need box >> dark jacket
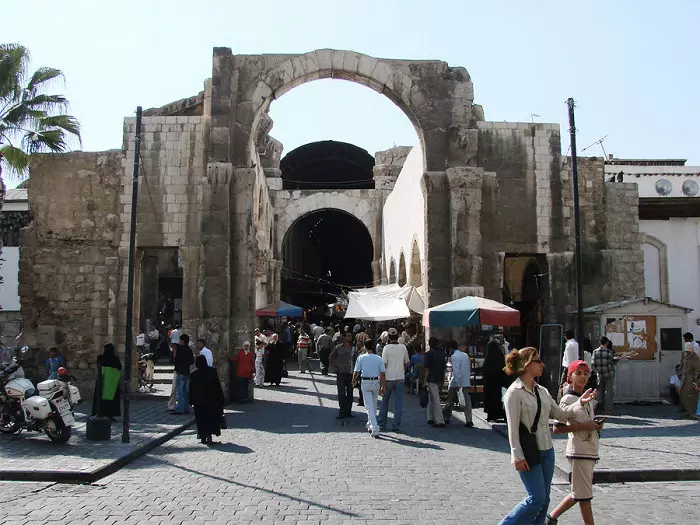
[424,347,447,384]
[174,344,194,376]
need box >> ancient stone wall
[121,114,209,343]
[19,151,123,389]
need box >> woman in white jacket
[499,347,597,525]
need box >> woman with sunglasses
[499,347,597,525]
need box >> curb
[0,419,195,483]
[472,411,700,483]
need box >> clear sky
[4,0,699,187]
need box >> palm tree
[0,43,81,258]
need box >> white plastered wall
[382,143,424,284]
[640,218,700,331]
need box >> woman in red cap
[546,360,604,525]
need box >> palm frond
[26,67,63,93]
[21,93,68,112]
[39,114,81,144]
[22,129,69,154]
[0,44,28,103]
[0,144,30,178]
[0,102,46,129]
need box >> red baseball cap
[567,359,590,380]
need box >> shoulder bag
[518,387,542,467]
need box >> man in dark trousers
[329,332,355,419]
[173,334,194,414]
[424,337,447,427]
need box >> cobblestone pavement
[0,363,698,524]
[0,386,190,474]
[477,401,700,476]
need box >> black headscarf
[195,354,208,370]
[100,343,122,370]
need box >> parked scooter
[0,345,81,443]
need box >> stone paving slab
[474,402,700,482]
[0,389,193,482]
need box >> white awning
[344,284,425,321]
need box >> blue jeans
[499,448,555,525]
[175,374,190,414]
[378,379,404,429]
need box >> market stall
[344,284,425,321]
[423,296,521,402]
[579,298,692,403]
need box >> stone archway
[410,238,422,286]
[275,195,376,260]
[398,251,407,286]
[208,48,477,171]
[388,258,397,284]
[281,209,373,308]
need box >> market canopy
[255,301,304,318]
[345,284,425,321]
[423,296,520,328]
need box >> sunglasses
[531,358,543,364]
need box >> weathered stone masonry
[18,49,644,397]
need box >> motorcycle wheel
[44,413,72,443]
[0,405,21,434]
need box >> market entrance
[503,254,548,348]
[281,210,373,311]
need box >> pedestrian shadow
[142,455,360,518]
[374,434,443,449]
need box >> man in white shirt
[377,328,409,431]
[684,332,700,358]
[169,326,182,353]
[352,341,386,438]
[559,330,579,401]
[195,338,214,367]
[443,341,473,427]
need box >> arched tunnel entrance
[282,210,373,309]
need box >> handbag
[518,387,542,467]
[220,414,227,429]
[281,362,289,378]
[419,386,429,408]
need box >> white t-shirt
[562,339,579,368]
[136,333,146,346]
[381,343,409,381]
[200,347,214,367]
[170,329,182,345]
[694,341,700,358]
[449,350,471,388]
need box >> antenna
[582,135,608,159]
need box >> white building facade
[606,159,700,330]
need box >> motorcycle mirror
[20,346,30,354]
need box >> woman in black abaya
[92,343,122,420]
[482,340,507,421]
[264,333,285,386]
[189,355,225,445]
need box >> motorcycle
[0,345,82,443]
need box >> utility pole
[122,106,142,443]
[567,98,585,359]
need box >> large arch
[275,194,376,259]
[398,251,407,286]
[281,209,373,308]
[212,49,476,171]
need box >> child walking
[546,360,604,525]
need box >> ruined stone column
[198,162,232,395]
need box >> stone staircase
[153,363,174,385]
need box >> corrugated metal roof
[4,189,27,201]
[578,297,693,314]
